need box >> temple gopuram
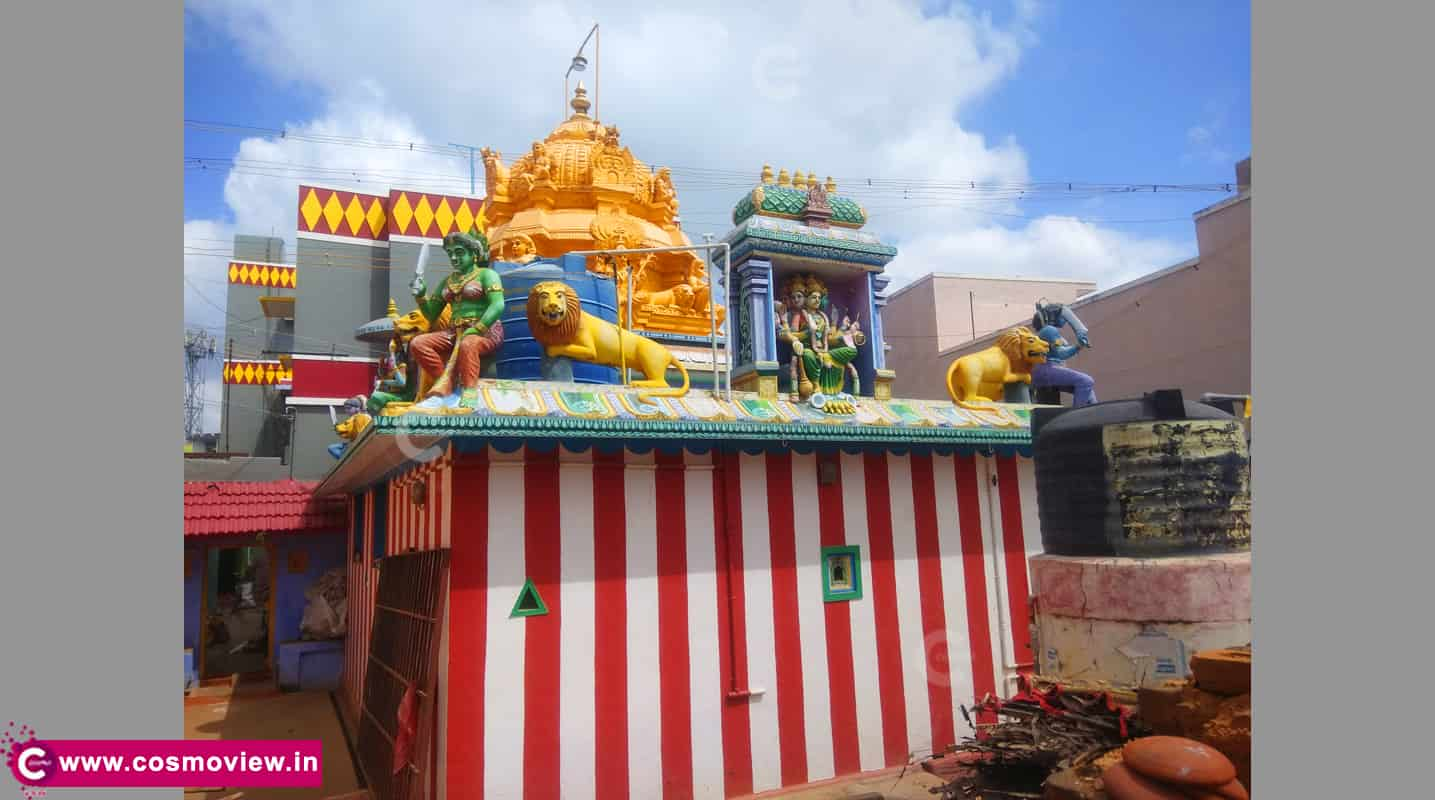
[483,84,725,339]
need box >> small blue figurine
[1030,300,1096,407]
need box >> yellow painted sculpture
[369,301,452,416]
[494,233,539,264]
[945,326,1050,409]
[335,412,372,440]
[478,83,724,337]
[397,304,452,341]
[526,281,690,403]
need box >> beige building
[885,157,1251,404]
[884,274,1096,397]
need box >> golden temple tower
[478,83,725,336]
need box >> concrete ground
[738,765,949,800]
[185,682,361,800]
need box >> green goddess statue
[408,226,506,410]
[776,273,865,414]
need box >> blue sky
[960,1,1249,183]
[182,0,1247,433]
[184,0,1249,313]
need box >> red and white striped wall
[343,485,375,718]
[341,445,1041,800]
[341,450,455,720]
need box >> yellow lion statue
[945,326,1050,409]
[527,281,690,402]
[396,304,450,341]
[335,412,372,441]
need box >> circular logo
[390,415,446,465]
[924,629,953,689]
[751,45,804,102]
[11,742,56,786]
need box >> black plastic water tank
[1032,389,1251,558]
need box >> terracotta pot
[1181,778,1248,800]
[1101,763,1188,800]
[1123,736,1237,788]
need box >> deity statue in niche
[775,273,865,414]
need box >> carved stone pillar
[862,271,896,399]
[730,257,779,398]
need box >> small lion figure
[527,281,690,402]
[946,326,1050,409]
[335,412,372,441]
[636,283,697,310]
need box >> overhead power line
[184,119,1236,195]
[183,233,1248,364]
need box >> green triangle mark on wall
[510,578,549,618]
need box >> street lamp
[565,23,600,121]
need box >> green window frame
[510,578,549,618]
[821,545,863,603]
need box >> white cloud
[185,0,1192,318]
[184,219,233,434]
[184,218,233,336]
[221,82,468,233]
[1182,97,1236,166]
[890,216,1190,290]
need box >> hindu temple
[191,56,1254,800]
[299,82,1157,800]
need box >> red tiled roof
[184,480,347,537]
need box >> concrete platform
[1030,553,1251,623]
[184,683,361,800]
[1030,553,1252,688]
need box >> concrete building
[883,274,1096,398]
[216,190,499,480]
[217,235,300,468]
[894,157,1251,404]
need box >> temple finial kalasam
[761,164,774,185]
[570,81,591,116]
[777,167,791,187]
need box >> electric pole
[224,338,234,452]
[183,329,218,440]
[450,143,481,196]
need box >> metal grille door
[356,549,449,800]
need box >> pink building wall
[889,160,1252,405]
[883,275,1095,399]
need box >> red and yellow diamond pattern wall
[228,261,297,288]
[295,185,486,243]
[387,190,485,239]
[297,186,390,242]
[223,360,293,386]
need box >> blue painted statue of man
[1030,301,1097,407]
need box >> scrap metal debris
[926,676,1149,799]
